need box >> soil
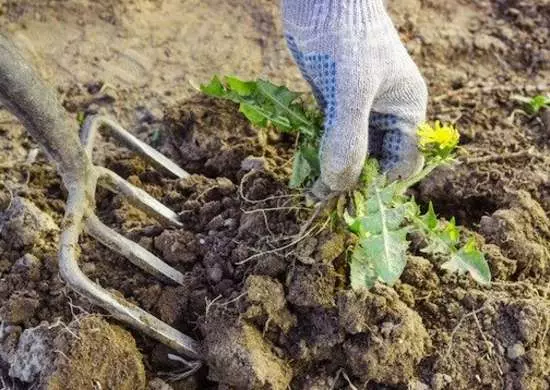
[0,0,549,389]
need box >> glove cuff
[282,0,387,32]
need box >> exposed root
[472,311,503,377]
[442,300,492,363]
[204,293,247,320]
[158,354,202,382]
[462,147,545,164]
[235,216,329,265]
[53,349,71,362]
[331,368,359,390]
[238,169,303,204]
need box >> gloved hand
[282,0,428,199]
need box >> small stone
[206,215,225,230]
[8,323,55,383]
[81,262,97,275]
[0,197,59,249]
[223,218,236,228]
[431,373,453,390]
[207,263,224,284]
[215,177,236,195]
[241,156,267,172]
[507,343,525,360]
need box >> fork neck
[0,34,91,187]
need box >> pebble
[507,343,525,360]
[207,263,224,284]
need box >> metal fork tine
[1,34,202,361]
[60,206,201,358]
[86,215,185,286]
[97,166,183,228]
[81,115,189,180]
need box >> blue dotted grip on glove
[286,35,337,128]
[286,34,408,176]
[369,112,403,170]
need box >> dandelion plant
[201,75,491,289]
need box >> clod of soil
[2,315,146,389]
[480,191,550,281]
[243,275,296,333]
[43,315,146,390]
[203,311,293,390]
[0,196,59,250]
[338,286,431,384]
[8,322,55,383]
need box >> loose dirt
[0,0,549,389]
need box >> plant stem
[394,156,451,195]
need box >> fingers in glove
[368,112,423,181]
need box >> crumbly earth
[0,0,549,389]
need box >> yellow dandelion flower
[417,121,460,154]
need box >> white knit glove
[282,0,428,198]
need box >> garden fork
[0,35,201,360]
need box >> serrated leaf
[385,204,409,230]
[350,248,378,290]
[529,95,550,113]
[441,217,460,246]
[403,199,420,219]
[423,202,438,230]
[359,203,408,235]
[344,210,361,234]
[359,228,409,285]
[289,149,312,188]
[441,239,491,285]
[420,238,450,257]
[224,76,256,96]
[256,80,311,128]
[353,186,409,286]
[239,103,267,126]
[201,75,323,191]
[365,185,394,213]
[200,75,226,97]
[360,158,379,187]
